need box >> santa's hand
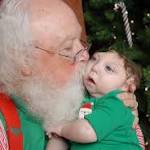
[118,92,138,109]
[132,109,139,128]
[118,92,139,127]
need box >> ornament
[114,3,119,11]
[114,2,133,48]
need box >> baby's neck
[90,93,104,98]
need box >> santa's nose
[75,49,89,62]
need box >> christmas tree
[83,0,150,148]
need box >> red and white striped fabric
[0,120,8,150]
[135,124,145,150]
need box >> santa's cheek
[44,61,77,86]
[35,53,80,86]
[51,65,76,85]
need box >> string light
[131,20,134,24]
[113,35,117,39]
[145,87,149,91]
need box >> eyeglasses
[35,40,91,64]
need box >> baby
[47,50,143,150]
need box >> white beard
[19,66,85,130]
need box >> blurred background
[83,0,150,149]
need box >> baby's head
[83,50,141,97]
[112,50,141,91]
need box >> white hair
[0,0,35,94]
[21,66,85,130]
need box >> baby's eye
[105,65,114,72]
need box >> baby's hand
[46,124,64,138]
[46,136,68,150]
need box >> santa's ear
[21,66,32,76]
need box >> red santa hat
[81,102,93,109]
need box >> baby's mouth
[87,76,95,85]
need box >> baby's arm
[46,136,68,150]
[48,119,97,143]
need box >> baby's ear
[122,77,136,93]
[126,77,136,93]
